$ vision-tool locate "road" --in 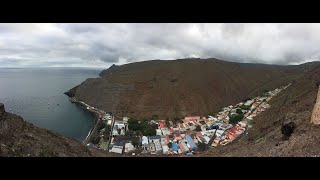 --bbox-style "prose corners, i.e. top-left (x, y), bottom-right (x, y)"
top-left (107, 116), bottom-right (116, 150)
top-left (83, 115), bottom-right (101, 145)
